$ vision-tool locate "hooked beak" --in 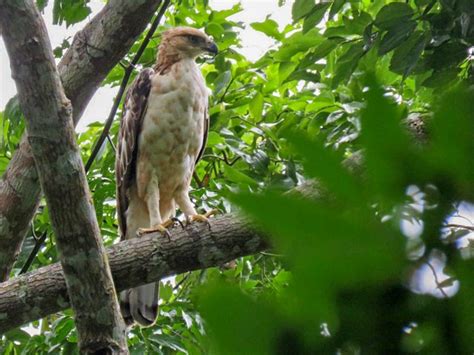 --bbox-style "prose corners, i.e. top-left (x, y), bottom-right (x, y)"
top-left (205, 41), bottom-right (218, 55)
